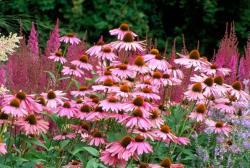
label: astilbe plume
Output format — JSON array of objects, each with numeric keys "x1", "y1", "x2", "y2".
[
  {"x1": 27, "y1": 22, "x2": 39, "y2": 58},
  {"x1": 45, "y1": 18, "x2": 60, "y2": 56},
  {"x1": 213, "y1": 23, "x2": 240, "y2": 83},
  {"x1": 239, "y1": 37, "x2": 250, "y2": 89}
]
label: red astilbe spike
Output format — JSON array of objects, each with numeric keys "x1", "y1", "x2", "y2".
[
  {"x1": 28, "y1": 22, "x2": 39, "y2": 58},
  {"x1": 45, "y1": 18, "x2": 60, "y2": 56}
]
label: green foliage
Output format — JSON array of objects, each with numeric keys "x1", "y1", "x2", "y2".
[{"x1": 0, "y1": 0, "x2": 249, "y2": 56}]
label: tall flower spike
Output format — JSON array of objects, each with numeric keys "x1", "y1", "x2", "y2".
[
  {"x1": 46, "y1": 18, "x2": 60, "y2": 55},
  {"x1": 28, "y1": 22, "x2": 39, "y2": 57}
]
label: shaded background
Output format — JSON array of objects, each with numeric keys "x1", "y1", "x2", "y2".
[{"x1": 0, "y1": 0, "x2": 249, "y2": 59}]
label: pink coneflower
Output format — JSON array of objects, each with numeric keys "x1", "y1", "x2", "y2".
[
  {"x1": 0, "y1": 141, "x2": 7, "y2": 155},
  {"x1": 127, "y1": 135, "x2": 153, "y2": 155},
  {"x1": 95, "y1": 45, "x2": 117, "y2": 61},
  {"x1": 166, "y1": 66, "x2": 184, "y2": 79},
  {"x1": 15, "y1": 114, "x2": 49, "y2": 135},
  {"x1": 100, "y1": 150, "x2": 126, "y2": 168},
  {"x1": 158, "y1": 157, "x2": 184, "y2": 168},
  {"x1": 174, "y1": 49, "x2": 208, "y2": 71},
  {"x1": 189, "y1": 104, "x2": 207, "y2": 122},
  {"x1": 87, "y1": 129, "x2": 106, "y2": 147},
  {"x1": 48, "y1": 50, "x2": 67, "y2": 64},
  {"x1": 150, "y1": 71, "x2": 163, "y2": 87},
  {"x1": 115, "y1": 84, "x2": 131, "y2": 98},
  {"x1": 92, "y1": 78, "x2": 119, "y2": 93},
  {"x1": 72, "y1": 121, "x2": 91, "y2": 134},
  {"x1": 124, "y1": 96, "x2": 152, "y2": 117},
  {"x1": 56, "y1": 101, "x2": 78, "y2": 119},
  {"x1": 229, "y1": 81, "x2": 249, "y2": 101},
  {"x1": 205, "y1": 120, "x2": 231, "y2": 136},
  {"x1": 71, "y1": 85, "x2": 92, "y2": 97},
  {"x1": 3, "y1": 90, "x2": 43, "y2": 113},
  {"x1": 176, "y1": 137, "x2": 190, "y2": 145},
  {"x1": 130, "y1": 128, "x2": 157, "y2": 141},
  {"x1": 2, "y1": 98, "x2": 27, "y2": 117},
  {"x1": 109, "y1": 23, "x2": 137, "y2": 40},
  {"x1": 111, "y1": 63, "x2": 135, "y2": 79},
  {"x1": 95, "y1": 70, "x2": 120, "y2": 83},
  {"x1": 213, "y1": 99, "x2": 236, "y2": 115},
  {"x1": 41, "y1": 90, "x2": 67, "y2": 109},
  {"x1": 119, "y1": 108, "x2": 152, "y2": 130},
  {"x1": 184, "y1": 82, "x2": 204, "y2": 101},
  {"x1": 144, "y1": 49, "x2": 170, "y2": 71},
  {"x1": 135, "y1": 80, "x2": 159, "y2": 93},
  {"x1": 161, "y1": 73, "x2": 182, "y2": 87},
  {"x1": 99, "y1": 96, "x2": 123, "y2": 113},
  {"x1": 71, "y1": 54, "x2": 93, "y2": 71},
  {"x1": 77, "y1": 103, "x2": 94, "y2": 119},
  {"x1": 105, "y1": 136, "x2": 135, "y2": 161},
  {"x1": 86, "y1": 37, "x2": 105, "y2": 56},
  {"x1": 62, "y1": 160, "x2": 83, "y2": 168},
  {"x1": 131, "y1": 55, "x2": 150, "y2": 74},
  {"x1": 154, "y1": 125, "x2": 177, "y2": 143},
  {"x1": 132, "y1": 87, "x2": 161, "y2": 101},
  {"x1": 111, "y1": 32, "x2": 145, "y2": 52},
  {"x1": 85, "y1": 106, "x2": 107, "y2": 121},
  {"x1": 202, "y1": 63, "x2": 230, "y2": 76},
  {"x1": 53, "y1": 132, "x2": 76, "y2": 141},
  {"x1": 62, "y1": 65, "x2": 84, "y2": 77},
  {"x1": 60, "y1": 32, "x2": 81, "y2": 45},
  {"x1": 149, "y1": 109, "x2": 164, "y2": 128},
  {"x1": 213, "y1": 76, "x2": 228, "y2": 96}
]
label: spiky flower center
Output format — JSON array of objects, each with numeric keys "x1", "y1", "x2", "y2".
[
  {"x1": 214, "y1": 76, "x2": 224, "y2": 85},
  {"x1": 215, "y1": 121, "x2": 224, "y2": 128},
  {"x1": 227, "y1": 140, "x2": 233, "y2": 146},
  {"x1": 160, "y1": 125, "x2": 171, "y2": 133},
  {"x1": 142, "y1": 87, "x2": 152, "y2": 93},
  {"x1": 92, "y1": 129, "x2": 102, "y2": 137},
  {"x1": 192, "y1": 83, "x2": 202, "y2": 92},
  {"x1": 80, "y1": 121, "x2": 90, "y2": 130},
  {"x1": 150, "y1": 109, "x2": 160, "y2": 119},
  {"x1": 163, "y1": 74, "x2": 170, "y2": 79},
  {"x1": 119, "y1": 23, "x2": 129, "y2": 31},
  {"x1": 10, "y1": 98, "x2": 20, "y2": 108},
  {"x1": 104, "y1": 70, "x2": 112, "y2": 76},
  {"x1": 189, "y1": 50, "x2": 200, "y2": 60},
  {"x1": 95, "y1": 106, "x2": 103, "y2": 112},
  {"x1": 0, "y1": 112, "x2": 8, "y2": 120},
  {"x1": 16, "y1": 91, "x2": 26, "y2": 100},
  {"x1": 117, "y1": 64, "x2": 128, "y2": 70},
  {"x1": 135, "y1": 135, "x2": 145, "y2": 142},
  {"x1": 150, "y1": 48, "x2": 159, "y2": 55},
  {"x1": 108, "y1": 96, "x2": 118, "y2": 103},
  {"x1": 79, "y1": 85, "x2": 88, "y2": 91},
  {"x1": 232, "y1": 81, "x2": 241, "y2": 91},
  {"x1": 120, "y1": 84, "x2": 130, "y2": 92},
  {"x1": 155, "y1": 54, "x2": 163, "y2": 60},
  {"x1": 153, "y1": 71, "x2": 162, "y2": 79},
  {"x1": 123, "y1": 32, "x2": 133, "y2": 42},
  {"x1": 71, "y1": 160, "x2": 80, "y2": 165},
  {"x1": 70, "y1": 65, "x2": 77, "y2": 70},
  {"x1": 210, "y1": 64, "x2": 217, "y2": 69},
  {"x1": 91, "y1": 97, "x2": 99, "y2": 104},
  {"x1": 63, "y1": 102, "x2": 71, "y2": 108},
  {"x1": 102, "y1": 46, "x2": 111, "y2": 53},
  {"x1": 196, "y1": 104, "x2": 206, "y2": 113},
  {"x1": 138, "y1": 162, "x2": 149, "y2": 168},
  {"x1": 81, "y1": 105, "x2": 91, "y2": 113},
  {"x1": 133, "y1": 96, "x2": 144, "y2": 106},
  {"x1": 36, "y1": 96, "x2": 46, "y2": 106},
  {"x1": 25, "y1": 114, "x2": 37, "y2": 125},
  {"x1": 47, "y1": 90, "x2": 56, "y2": 99},
  {"x1": 160, "y1": 157, "x2": 172, "y2": 167},
  {"x1": 103, "y1": 78, "x2": 114, "y2": 86},
  {"x1": 132, "y1": 108, "x2": 143, "y2": 117},
  {"x1": 66, "y1": 32, "x2": 75, "y2": 37},
  {"x1": 204, "y1": 77, "x2": 214, "y2": 87},
  {"x1": 79, "y1": 55, "x2": 88, "y2": 63},
  {"x1": 228, "y1": 95, "x2": 237, "y2": 102},
  {"x1": 134, "y1": 55, "x2": 145, "y2": 66},
  {"x1": 120, "y1": 136, "x2": 132, "y2": 147},
  {"x1": 55, "y1": 51, "x2": 63, "y2": 57},
  {"x1": 144, "y1": 80, "x2": 151, "y2": 85}
]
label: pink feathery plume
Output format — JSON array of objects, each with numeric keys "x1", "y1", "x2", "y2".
[
  {"x1": 28, "y1": 22, "x2": 39, "y2": 57},
  {"x1": 169, "y1": 38, "x2": 176, "y2": 64},
  {"x1": 238, "y1": 57, "x2": 246, "y2": 81},
  {"x1": 0, "y1": 65, "x2": 6, "y2": 85},
  {"x1": 66, "y1": 42, "x2": 85, "y2": 62},
  {"x1": 45, "y1": 18, "x2": 60, "y2": 56}
]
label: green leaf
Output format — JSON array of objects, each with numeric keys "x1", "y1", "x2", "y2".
[
  {"x1": 45, "y1": 71, "x2": 56, "y2": 82},
  {"x1": 72, "y1": 79, "x2": 81, "y2": 88},
  {"x1": 71, "y1": 146, "x2": 99, "y2": 157},
  {"x1": 86, "y1": 158, "x2": 98, "y2": 168},
  {"x1": 60, "y1": 139, "x2": 70, "y2": 148}
]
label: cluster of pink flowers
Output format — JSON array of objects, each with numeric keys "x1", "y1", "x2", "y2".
[{"x1": 0, "y1": 22, "x2": 249, "y2": 167}]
